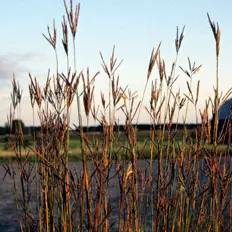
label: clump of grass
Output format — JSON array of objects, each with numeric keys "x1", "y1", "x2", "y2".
[{"x1": 2, "y1": 2, "x2": 232, "y2": 232}]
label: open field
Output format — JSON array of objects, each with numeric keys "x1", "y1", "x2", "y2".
[{"x1": 0, "y1": 131, "x2": 232, "y2": 163}]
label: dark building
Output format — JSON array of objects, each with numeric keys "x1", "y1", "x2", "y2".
[{"x1": 213, "y1": 98, "x2": 232, "y2": 143}]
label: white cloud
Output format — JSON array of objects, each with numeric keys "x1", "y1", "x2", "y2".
[
  {"x1": 0, "y1": 56, "x2": 24, "y2": 80},
  {"x1": 0, "y1": 52, "x2": 46, "y2": 82},
  {"x1": 6, "y1": 52, "x2": 46, "y2": 62}
]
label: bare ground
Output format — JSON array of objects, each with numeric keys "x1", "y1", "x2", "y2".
[{"x1": 0, "y1": 158, "x2": 231, "y2": 231}]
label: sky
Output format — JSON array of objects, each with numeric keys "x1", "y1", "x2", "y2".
[{"x1": 0, "y1": 0, "x2": 232, "y2": 126}]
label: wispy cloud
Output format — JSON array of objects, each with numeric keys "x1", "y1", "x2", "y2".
[
  {"x1": 0, "y1": 55, "x2": 24, "y2": 80},
  {"x1": 6, "y1": 52, "x2": 46, "y2": 62},
  {"x1": 0, "y1": 52, "x2": 46, "y2": 81}
]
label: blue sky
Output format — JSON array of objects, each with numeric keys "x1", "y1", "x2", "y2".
[{"x1": 0, "y1": 0, "x2": 232, "y2": 126}]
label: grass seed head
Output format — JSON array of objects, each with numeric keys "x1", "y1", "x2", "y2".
[
  {"x1": 43, "y1": 19, "x2": 57, "y2": 50},
  {"x1": 175, "y1": 26, "x2": 185, "y2": 54},
  {"x1": 147, "y1": 42, "x2": 161, "y2": 81},
  {"x1": 62, "y1": 16, "x2": 69, "y2": 55},
  {"x1": 64, "y1": 0, "x2": 80, "y2": 38},
  {"x1": 207, "y1": 13, "x2": 221, "y2": 57}
]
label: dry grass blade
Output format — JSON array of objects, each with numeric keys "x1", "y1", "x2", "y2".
[
  {"x1": 29, "y1": 85, "x2": 35, "y2": 108},
  {"x1": 157, "y1": 54, "x2": 165, "y2": 82},
  {"x1": 100, "y1": 47, "x2": 123, "y2": 78},
  {"x1": 156, "y1": 96, "x2": 165, "y2": 118},
  {"x1": 192, "y1": 64, "x2": 202, "y2": 75},
  {"x1": 186, "y1": 81, "x2": 193, "y2": 101},
  {"x1": 101, "y1": 92, "x2": 106, "y2": 108},
  {"x1": 43, "y1": 19, "x2": 57, "y2": 49},
  {"x1": 175, "y1": 26, "x2": 185, "y2": 53},
  {"x1": 62, "y1": 16, "x2": 69, "y2": 55},
  {"x1": 91, "y1": 96, "x2": 99, "y2": 120},
  {"x1": 195, "y1": 80, "x2": 200, "y2": 105},
  {"x1": 131, "y1": 101, "x2": 141, "y2": 122},
  {"x1": 188, "y1": 57, "x2": 192, "y2": 71},
  {"x1": 11, "y1": 77, "x2": 23, "y2": 110},
  {"x1": 100, "y1": 52, "x2": 111, "y2": 78},
  {"x1": 221, "y1": 87, "x2": 232, "y2": 103},
  {"x1": 109, "y1": 46, "x2": 124, "y2": 75},
  {"x1": 207, "y1": 13, "x2": 221, "y2": 57},
  {"x1": 112, "y1": 59, "x2": 123, "y2": 76},
  {"x1": 179, "y1": 97, "x2": 186, "y2": 109},
  {"x1": 82, "y1": 68, "x2": 99, "y2": 118},
  {"x1": 63, "y1": 0, "x2": 80, "y2": 38},
  {"x1": 184, "y1": 93, "x2": 194, "y2": 104},
  {"x1": 29, "y1": 73, "x2": 42, "y2": 108},
  {"x1": 207, "y1": 13, "x2": 218, "y2": 41},
  {"x1": 43, "y1": 70, "x2": 51, "y2": 100},
  {"x1": 110, "y1": 45, "x2": 116, "y2": 71},
  {"x1": 179, "y1": 66, "x2": 191, "y2": 78},
  {"x1": 147, "y1": 42, "x2": 161, "y2": 80},
  {"x1": 170, "y1": 75, "x2": 179, "y2": 87}
]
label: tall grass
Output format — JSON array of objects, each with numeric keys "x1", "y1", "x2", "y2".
[{"x1": 2, "y1": 1, "x2": 232, "y2": 231}]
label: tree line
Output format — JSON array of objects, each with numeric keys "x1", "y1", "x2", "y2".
[{"x1": 0, "y1": 119, "x2": 200, "y2": 135}]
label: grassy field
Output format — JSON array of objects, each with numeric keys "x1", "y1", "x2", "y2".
[{"x1": 0, "y1": 130, "x2": 231, "y2": 163}]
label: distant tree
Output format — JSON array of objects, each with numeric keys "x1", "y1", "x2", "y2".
[
  {"x1": 5, "y1": 119, "x2": 26, "y2": 134},
  {"x1": 4, "y1": 122, "x2": 10, "y2": 134},
  {"x1": 0, "y1": 126, "x2": 7, "y2": 135}
]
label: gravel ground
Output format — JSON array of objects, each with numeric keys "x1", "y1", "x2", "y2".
[{"x1": 0, "y1": 158, "x2": 231, "y2": 231}]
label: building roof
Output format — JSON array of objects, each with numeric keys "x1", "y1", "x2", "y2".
[{"x1": 218, "y1": 98, "x2": 232, "y2": 120}]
